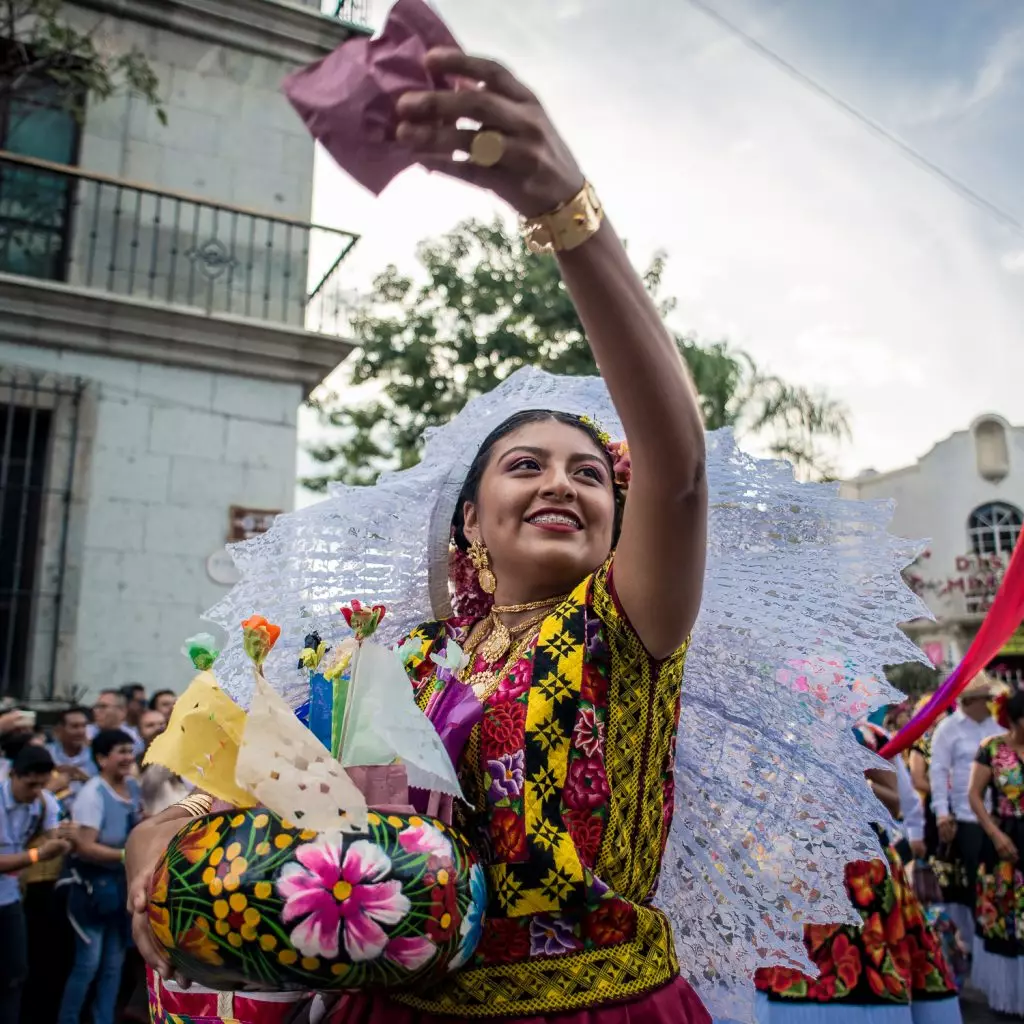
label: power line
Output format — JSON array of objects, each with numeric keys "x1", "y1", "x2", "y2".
[{"x1": 681, "y1": 0, "x2": 1024, "y2": 239}]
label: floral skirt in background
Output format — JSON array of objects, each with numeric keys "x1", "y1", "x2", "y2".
[
  {"x1": 754, "y1": 846, "x2": 961, "y2": 1023},
  {"x1": 972, "y1": 817, "x2": 1024, "y2": 1017}
]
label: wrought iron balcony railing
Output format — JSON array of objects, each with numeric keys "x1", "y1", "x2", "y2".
[
  {"x1": 330, "y1": 0, "x2": 374, "y2": 30},
  {"x1": 0, "y1": 150, "x2": 359, "y2": 337}
]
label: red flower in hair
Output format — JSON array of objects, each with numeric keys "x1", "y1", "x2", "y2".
[
  {"x1": 608, "y1": 440, "x2": 631, "y2": 489},
  {"x1": 994, "y1": 691, "x2": 1011, "y2": 729}
]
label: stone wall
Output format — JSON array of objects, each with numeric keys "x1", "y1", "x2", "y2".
[{"x1": 0, "y1": 341, "x2": 300, "y2": 701}]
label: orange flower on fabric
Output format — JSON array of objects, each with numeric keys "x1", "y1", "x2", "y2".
[
  {"x1": 831, "y1": 933, "x2": 862, "y2": 990},
  {"x1": 847, "y1": 859, "x2": 886, "y2": 907},
  {"x1": 242, "y1": 615, "x2": 281, "y2": 665},
  {"x1": 176, "y1": 815, "x2": 224, "y2": 865},
  {"x1": 861, "y1": 912, "x2": 887, "y2": 967},
  {"x1": 583, "y1": 899, "x2": 636, "y2": 946},
  {"x1": 489, "y1": 807, "x2": 527, "y2": 861},
  {"x1": 177, "y1": 918, "x2": 224, "y2": 966}
]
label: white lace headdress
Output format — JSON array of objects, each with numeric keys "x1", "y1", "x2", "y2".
[{"x1": 205, "y1": 367, "x2": 928, "y2": 1021}]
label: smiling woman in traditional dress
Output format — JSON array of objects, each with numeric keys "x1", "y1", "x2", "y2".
[{"x1": 125, "y1": 40, "x2": 933, "y2": 1024}]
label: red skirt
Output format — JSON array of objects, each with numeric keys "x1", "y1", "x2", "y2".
[
  {"x1": 328, "y1": 976, "x2": 711, "y2": 1023},
  {"x1": 148, "y1": 971, "x2": 709, "y2": 1023}
]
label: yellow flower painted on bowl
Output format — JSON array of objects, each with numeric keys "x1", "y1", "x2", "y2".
[
  {"x1": 260, "y1": 933, "x2": 277, "y2": 951},
  {"x1": 176, "y1": 816, "x2": 224, "y2": 865},
  {"x1": 255, "y1": 841, "x2": 271, "y2": 856},
  {"x1": 150, "y1": 858, "x2": 170, "y2": 905},
  {"x1": 148, "y1": 903, "x2": 173, "y2": 950},
  {"x1": 253, "y1": 813, "x2": 269, "y2": 829},
  {"x1": 254, "y1": 881, "x2": 272, "y2": 900},
  {"x1": 177, "y1": 918, "x2": 223, "y2": 967},
  {"x1": 278, "y1": 949, "x2": 298, "y2": 966}
]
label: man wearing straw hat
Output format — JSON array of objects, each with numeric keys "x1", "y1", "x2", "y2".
[{"x1": 928, "y1": 671, "x2": 1004, "y2": 937}]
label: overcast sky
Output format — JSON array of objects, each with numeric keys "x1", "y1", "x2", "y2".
[{"x1": 305, "y1": 0, "x2": 1024, "y2": 480}]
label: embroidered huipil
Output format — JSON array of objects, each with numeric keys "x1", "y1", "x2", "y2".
[{"x1": 392, "y1": 560, "x2": 687, "y2": 1017}]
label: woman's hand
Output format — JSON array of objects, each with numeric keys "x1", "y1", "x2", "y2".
[
  {"x1": 396, "y1": 49, "x2": 583, "y2": 217},
  {"x1": 125, "y1": 815, "x2": 192, "y2": 981},
  {"x1": 993, "y1": 829, "x2": 1019, "y2": 863}
]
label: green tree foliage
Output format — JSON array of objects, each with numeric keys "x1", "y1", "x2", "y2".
[
  {"x1": 0, "y1": 0, "x2": 165, "y2": 123},
  {"x1": 305, "y1": 218, "x2": 850, "y2": 489}
]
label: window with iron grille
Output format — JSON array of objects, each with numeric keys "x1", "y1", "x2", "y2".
[{"x1": 0, "y1": 369, "x2": 85, "y2": 699}]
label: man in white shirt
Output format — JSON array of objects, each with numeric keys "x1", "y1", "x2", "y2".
[
  {"x1": 0, "y1": 746, "x2": 72, "y2": 1023},
  {"x1": 47, "y1": 707, "x2": 97, "y2": 809},
  {"x1": 929, "y1": 672, "x2": 1003, "y2": 937}
]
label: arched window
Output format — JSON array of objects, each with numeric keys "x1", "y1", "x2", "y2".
[{"x1": 968, "y1": 502, "x2": 1023, "y2": 555}]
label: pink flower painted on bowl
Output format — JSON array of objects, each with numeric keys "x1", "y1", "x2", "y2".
[
  {"x1": 528, "y1": 915, "x2": 580, "y2": 957},
  {"x1": 487, "y1": 751, "x2": 525, "y2": 801},
  {"x1": 494, "y1": 656, "x2": 533, "y2": 703},
  {"x1": 277, "y1": 836, "x2": 409, "y2": 962},
  {"x1": 397, "y1": 821, "x2": 453, "y2": 867},
  {"x1": 572, "y1": 706, "x2": 605, "y2": 759},
  {"x1": 384, "y1": 935, "x2": 437, "y2": 970}
]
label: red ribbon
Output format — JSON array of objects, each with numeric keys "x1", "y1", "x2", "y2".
[{"x1": 880, "y1": 538, "x2": 1024, "y2": 759}]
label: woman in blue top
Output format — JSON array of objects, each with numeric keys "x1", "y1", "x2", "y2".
[{"x1": 58, "y1": 728, "x2": 143, "y2": 1024}]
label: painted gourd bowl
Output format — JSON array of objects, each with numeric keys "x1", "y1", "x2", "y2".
[{"x1": 148, "y1": 808, "x2": 486, "y2": 991}]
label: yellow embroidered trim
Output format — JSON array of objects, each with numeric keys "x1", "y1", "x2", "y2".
[
  {"x1": 395, "y1": 907, "x2": 678, "y2": 1017},
  {"x1": 593, "y1": 563, "x2": 688, "y2": 897}
]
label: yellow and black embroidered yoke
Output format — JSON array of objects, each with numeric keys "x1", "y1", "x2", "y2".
[{"x1": 392, "y1": 558, "x2": 688, "y2": 1017}]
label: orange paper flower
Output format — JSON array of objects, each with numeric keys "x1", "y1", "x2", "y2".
[{"x1": 242, "y1": 615, "x2": 281, "y2": 665}]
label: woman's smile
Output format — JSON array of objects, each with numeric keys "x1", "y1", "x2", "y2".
[{"x1": 525, "y1": 507, "x2": 583, "y2": 533}]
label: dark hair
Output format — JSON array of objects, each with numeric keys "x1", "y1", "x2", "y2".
[
  {"x1": 96, "y1": 688, "x2": 125, "y2": 705},
  {"x1": 451, "y1": 410, "x2": 623, "y2": 550},
  {"x1": 1, "y1": 729, "x2": 34, "y2": 761},
  {"x1": 57, "y1": 706, "x2": 90, "y2": 727},
  {"x1": 12, "y1": 744, "x2": 54, "y2": 778},
  {"x1": 1006, "y1": 688, "x2": 1024, "y2": 726},
  {"x1": 149, "y1": 689, "x2": 175, "y2": 710},
  {"x1": 120, "y1": 683, "x2": 145, "y2": 702},
  {"x1": 91, "y1": 728, "x2": 135, "y2": 765}
]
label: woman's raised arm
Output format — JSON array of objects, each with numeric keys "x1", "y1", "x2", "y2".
[{"x1": 397, "y1": 49, "x2": 707, "y2": 658}]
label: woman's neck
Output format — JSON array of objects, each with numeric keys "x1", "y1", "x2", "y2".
[
  {"x1": 103, "y1": 771, "x2": 127, "y2": 792},
  {"x1": 490, "y1": 585, "x2": 571, "y2": 628}
]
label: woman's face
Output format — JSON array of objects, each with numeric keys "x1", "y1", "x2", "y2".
[
  {"x1": 462, "y1": 419, "x2": 616, "y2": 600},
  {"x1": 98, "y1": 742, "x2": 136, "y2": 781}
]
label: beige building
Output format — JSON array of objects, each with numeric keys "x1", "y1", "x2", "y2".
[
  {"x1": 841, "y1": 415, "x2": 1024, "y2": 684},
  {"x1": 0, "y1": 1, "x2": 370, "y2": 702}
]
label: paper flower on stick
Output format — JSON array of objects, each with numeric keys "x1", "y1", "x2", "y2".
[
  {"x1": 298, "y1": 630, "x2": 329, "y2": 671},
  {"x1": 241, "y1": 615, "x2": 281, "y2": 667},
  {"x1": 181, "y1": 633, "x2": 220, "y2": 671},
  {"x1": 341, "y1": 600, "x2": 386, "y2": 641}
]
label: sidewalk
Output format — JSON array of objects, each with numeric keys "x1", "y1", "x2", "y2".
[{"x1": 961, "y1": 986, "x2": 1005, "y2": 1023}]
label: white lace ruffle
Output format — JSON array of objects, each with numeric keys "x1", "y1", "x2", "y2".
[{"x1": 204, "y1": 368, "x2": 928, "y2": 1021}]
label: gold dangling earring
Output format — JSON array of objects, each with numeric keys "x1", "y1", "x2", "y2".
[{"x1": 468, "y1": 538, "x2": 497, "y2": 595}]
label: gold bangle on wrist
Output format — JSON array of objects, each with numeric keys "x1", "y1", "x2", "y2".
[
  {"x1": 176, "y1": 793, "x2": 214, "y2": 818},
  {"x1": 522, "y1": 181, "x2": 604, "y2": 254}
]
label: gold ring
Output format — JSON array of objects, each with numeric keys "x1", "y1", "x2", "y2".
[{"x1": 469, "y1": 129, "x2": 506, "y2": 168}]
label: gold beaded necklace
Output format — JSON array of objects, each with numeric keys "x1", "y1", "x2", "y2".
[
  {"x1": 473, "y1": 593, "x2": 570, "y2": 664},
  {"x1": 459, "y1": 593, "x2": 569, "y2": 702}
]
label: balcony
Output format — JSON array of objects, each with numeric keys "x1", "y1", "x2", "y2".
[
  {"x1": 328, "y1": 0, "x2": 374, "y2": 29},
  {"x1": 0, "y1": 150, "x2": 358, "y2": 343}
]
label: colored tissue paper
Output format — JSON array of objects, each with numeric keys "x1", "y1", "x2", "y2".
[
  {"x1": 282, "y1": 0, "x2": 464, "y2": 195},
  {"x1": 144, "y1": 672, "x2": 256, "y2": 808},
  {"x1": 236, "y1": 673, "x2": 367, "y2": 833}
]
